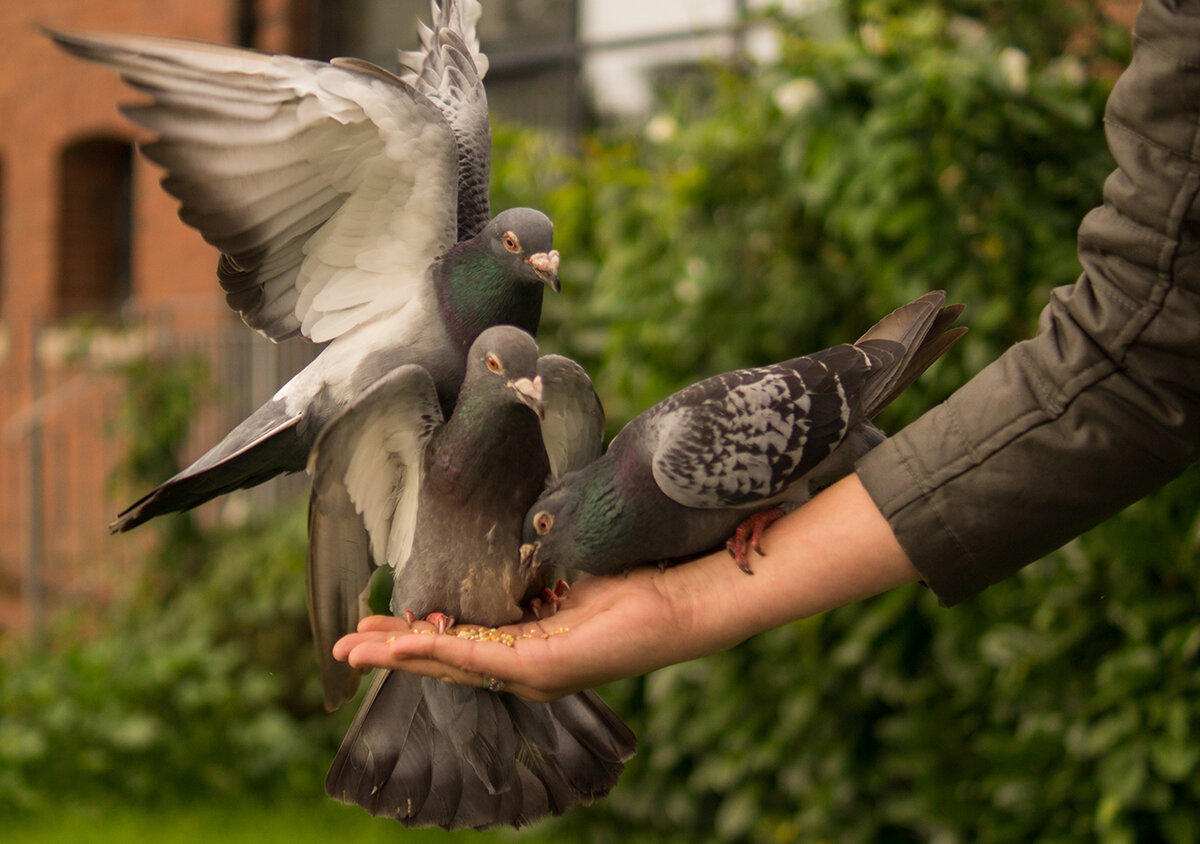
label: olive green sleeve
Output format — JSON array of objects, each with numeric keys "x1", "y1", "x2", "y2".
[{"x1": 855, "y1": 0, "x2": 1200, "y2": 605}]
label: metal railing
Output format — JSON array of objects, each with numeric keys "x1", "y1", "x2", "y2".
[{"x1": 0, "y1": 317, "x2": 320, "y2": 632}]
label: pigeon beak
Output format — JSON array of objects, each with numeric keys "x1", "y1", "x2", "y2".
[
  {"x1": 509, "y1": 375, "x2": 545, "y2": 419},
  {"x1": 519, "y1": 541, "x2": 542, "y2": 578},
  {"x1": 527, "y1": 250, "x2": 561, "y2": 293}
]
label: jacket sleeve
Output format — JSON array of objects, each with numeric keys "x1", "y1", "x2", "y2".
[{"x1": 855, "y1": 0, "x2": 1200, "y2": 606}]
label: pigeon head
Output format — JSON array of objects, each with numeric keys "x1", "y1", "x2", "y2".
[
  {"x1": 484, "y1": 208, "x2": 561, "y2": 292},
  {"x1": 463, "y1": 325, "x2": 544, "y2": 418},
  {"x1": 520, "y1": 459, "x2": 626, "y2": 576}
]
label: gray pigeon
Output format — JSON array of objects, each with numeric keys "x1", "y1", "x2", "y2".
[
  {"x1": 522, "y1": 291, "x2": 966, "y2": 576},
  {"x1": 307, "y1": 326, "x2": 633, "y2": 829},
  {"x1": 308, "y1": 347, "x2": 605, "y2": 710},
  {"x1": 45, "y1": 0, "x2": 562, "y2": 533}
]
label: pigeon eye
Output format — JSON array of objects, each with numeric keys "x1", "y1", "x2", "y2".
[
  {"x1": 502, "y1": 231, "x2": 521, "y2": 254},
  {"x1": 485, "y1": 353, "x2": 504, "y2": 374},
  {"x1": 533, "y1": 511, "x2": 554, "y2": 535}
]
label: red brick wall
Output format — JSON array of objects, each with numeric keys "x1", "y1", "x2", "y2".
[{"x1": 0, "y1": 1, "x2": 310, "y2": 629}]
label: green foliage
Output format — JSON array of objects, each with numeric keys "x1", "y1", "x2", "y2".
[
  {"x1": 492, "y1": 3, "x2": 1122, "y2": 436},
  {"x1": 107, "y1": 351, "x2": 214, "y2": 559},
  {"x1": 3, "y1": 346, "x2": 350, "y2": 813},
  {"x1": 108, "y1": 353, "x2": 213, "y2": 496},
  {"x1": 0, "y1": 506, "x2": 349, "y2": 813}
]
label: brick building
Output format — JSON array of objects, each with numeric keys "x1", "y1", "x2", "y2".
[{"x1": 0, "y1": 1, "x2": 322, "y2": 629}]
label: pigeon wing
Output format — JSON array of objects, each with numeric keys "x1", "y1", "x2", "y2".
[
  {"x1": 306, "y1": 364, "x2": 443, "y2": 710},
  {"x1": 47, "y1": 28, "x2": 459, "y2": 345},
  {"x1": 538, "y1": 355, "x2": 605, "y2": 479},
  {"x1": 396, "y1": 0, "x2": 491, "y2": 239},
  {"x1": 649, "y1": 348, "x2": 878, "y2": 509}
]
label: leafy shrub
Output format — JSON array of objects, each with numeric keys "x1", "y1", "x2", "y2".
[{"x1": 0, "y1": 505, "x2": 350, "y2": 812}]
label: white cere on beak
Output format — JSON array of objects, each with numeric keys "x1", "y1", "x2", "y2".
[
  {"x1": 528, "y1": 250, "x2": 560, "y2": 275},
  {"x1": 510, "y1": 374, "x2": 544, "y2": 403},
  {"x1": 528, "y1": 250, "x2": 561, "y2": 291}
]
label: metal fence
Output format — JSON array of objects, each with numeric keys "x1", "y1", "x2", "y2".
[{"x1": 0, "y1": 319, "x2": 320, "y2": 632}]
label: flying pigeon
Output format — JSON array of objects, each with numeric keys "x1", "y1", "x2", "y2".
[
  {"x1": 521, "y1": 291, "x2": 966, "y2": 576},
  {"x1": 307, "y1": 326, "x2": 632, "y2": 829},
  {"x1": 45, "y1": 0, "x2": 562, "y2": 534}
]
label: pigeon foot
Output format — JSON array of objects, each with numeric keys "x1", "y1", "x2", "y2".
[
  {"x1": 529, "y1": 579, "x2": 570, "y2": 619},
  {"x1": 724, "y1": 507, "x2": 785, "y2": 574},
  {"x1": 402, "y1": 609, "x2": 456, "y2": 633}
]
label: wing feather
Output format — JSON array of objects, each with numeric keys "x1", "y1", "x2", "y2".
[
  {"x1": 306, "y1": 365, "x2": 443, "y2": 709},
  {"x1": 47, "y1": 28, "x2": 459, "y2": 345},
  {"x1": 650, "y1": 350, "x2": 874, "y2": 509},
  {"x1": 395, "y1": 0, "x2": 491, "y2": 238},
  {"x1": 538, "y1": 355, "x2": 605, "y2": 479}
]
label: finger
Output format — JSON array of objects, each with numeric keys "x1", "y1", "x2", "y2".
[
  {"x1": 332, "y1": 629, "x2": 397, "y2": 661},
  {"x1": 356, "y1": 614, "x2": 413, "y2": 633},
  {"x1": 341, "y1": 637, "x2": 546, "y2": 700}
]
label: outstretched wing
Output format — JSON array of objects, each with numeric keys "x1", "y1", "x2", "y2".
[
  {"x1": 649, "y1": 347, "x2": 880, "y2": 509},
  {"x1": 538, "y1": 354, "x2": 605, "y2": 480},
  {"x1": 306, "y1": 365, "x2": 443, "y2": 710},
  {"x1": 47, "y1": 28, "x2": 459, "y2": 345},
  {"x1": 396, "y1": 0, "x2": 492, "y2": 239}
]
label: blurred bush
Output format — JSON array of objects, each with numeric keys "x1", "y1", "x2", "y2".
[
  {"x1": 1, "y1": 356, "x2": 347, "y2": 812},
  {"x1": 0, "y1": 505, "x2": 346, "y2": 812}
]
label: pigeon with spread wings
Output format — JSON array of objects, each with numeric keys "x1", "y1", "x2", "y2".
[
  {"x1": 307, "y1": 326, "x2": 632, "y2": 829},
  {"x1": 45, "y1": 0, "x2": 561, "y2": 533}
]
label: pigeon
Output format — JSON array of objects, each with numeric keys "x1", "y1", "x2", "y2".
[
  {"x1": 522, "y1": 291, "x2": 966, "y2": 576},
  {"x1": 308, "y1": 345, "x2": 605, "y2": 710},
  {"x1": 45, "y1": 0, "x2": 562, "y2": 533},
  {"x1": 307, "y1": 326, "x2": 633, "y2": 829}
]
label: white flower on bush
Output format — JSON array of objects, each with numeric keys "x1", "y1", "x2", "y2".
[
  {"x1": 644, "y1": 113, "x2": 678, "y2": 144},
  {"x1": 1000, "y1": 46, "x2": 1030, "y2": 93},
  {"x1": 772, "y1": 77, "x2": 822, "y2": 116}
]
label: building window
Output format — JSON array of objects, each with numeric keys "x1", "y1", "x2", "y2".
[{"x1": 56, "y1": 136, "x2": 133, "y2": 319}]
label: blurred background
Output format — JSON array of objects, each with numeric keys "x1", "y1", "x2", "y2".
[{"x1": 8, "y1": 1, "x2": 1199, "y2": 842}]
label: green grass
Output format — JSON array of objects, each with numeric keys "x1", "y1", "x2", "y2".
[{"x1": 3, "y1": 799, "x2": 539, "y2": 843}]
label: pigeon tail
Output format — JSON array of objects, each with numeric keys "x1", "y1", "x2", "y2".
[
  {"x1": 855, "y1": 290, "x2": 967, "y2": 418},
  {"x1": 325, "y1": 670, "x2": 636, "y2": 830}
]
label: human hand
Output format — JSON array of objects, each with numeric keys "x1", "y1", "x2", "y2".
[{"x1": 332, "y1": 562, "x2": 729, "y2": 702}]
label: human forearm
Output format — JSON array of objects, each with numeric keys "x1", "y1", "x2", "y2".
[{"x1": 665, "y1": 472, "x2": 919, "y2": 649}]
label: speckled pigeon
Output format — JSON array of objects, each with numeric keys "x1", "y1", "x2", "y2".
[
  {"x1": 522, "y1": 291, "x2": 966, "y2": 576},
  {"x1": 45, "y1": 0, "x2": 562, "y2": 534},
  {"x1": 307, "y1": 326, "x2": 631, "y2": 829}
]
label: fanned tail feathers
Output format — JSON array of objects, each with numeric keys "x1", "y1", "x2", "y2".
[{"x1": 326, "y1": 671, "x2": 636, "y2": 830}]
